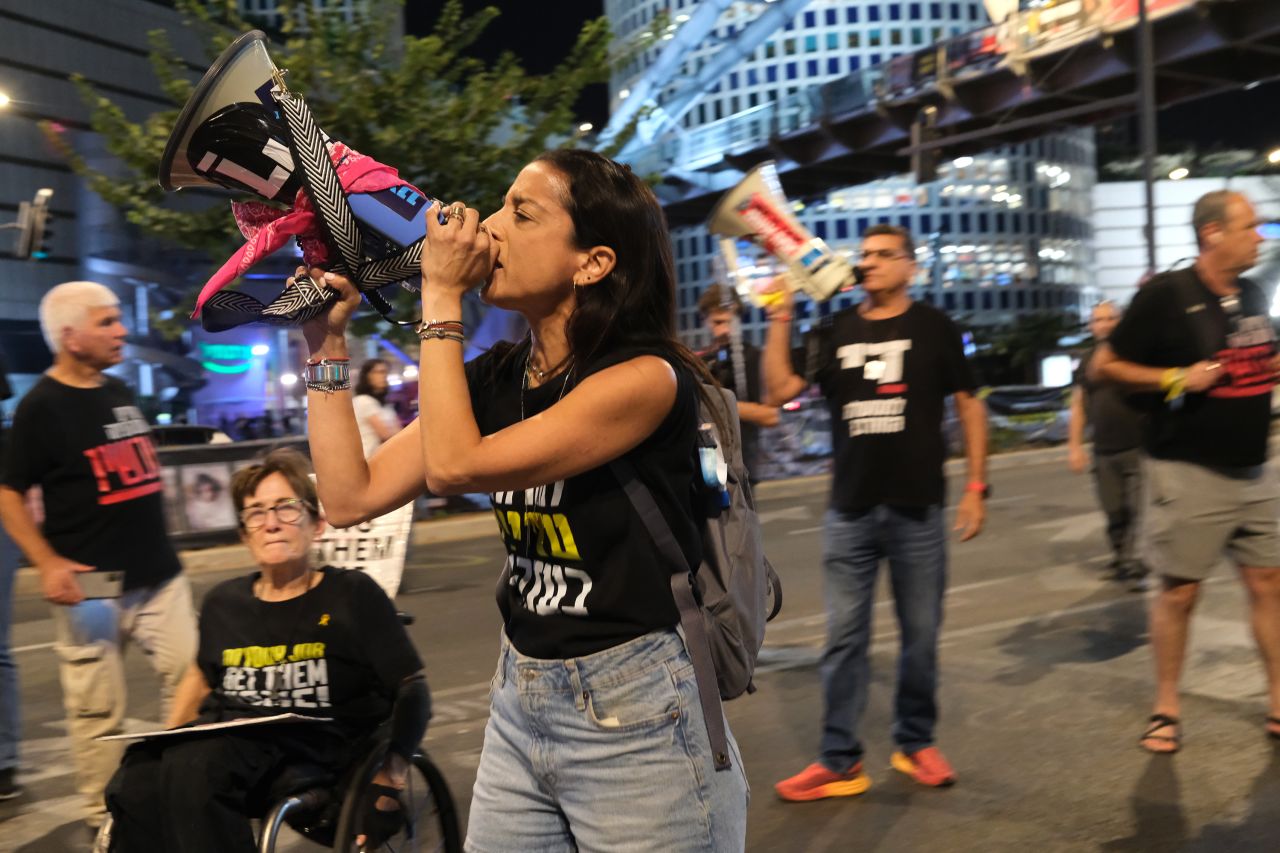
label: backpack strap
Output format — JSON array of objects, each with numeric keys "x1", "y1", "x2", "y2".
[
  {"x1": 1168, "y1": 268, "x2": 1222, "y2": 361},
  {"x1": 609, "y1": 456, "x2": 733, "y2": 772}
]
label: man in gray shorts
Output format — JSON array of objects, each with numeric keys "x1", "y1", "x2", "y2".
[{"x1": 1094, "y1": 190, "x2": 1280, "y2": 752}]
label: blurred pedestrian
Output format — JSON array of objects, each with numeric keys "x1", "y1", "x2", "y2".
[
  {"x1": 1094, "y1": 190, "x2": 1280, "y2": 752},
  {"x1": 0, "y1": 355, "x2": 19, "y2": 802},
  {"x1": 352, "y1": 358, "x2": 402, "y2": 458},
  {"x1": 697, "y1": 284, "x2": 779, "y2": 484},
  {"x1": 0, "y1": 281, "x2": 196, "y2": 827},
  {"x1": 1067, "y1": 301, "x2": 1148, "y2": 591},
  {"x1": 764, "y1": 224, "x2": 988, "y2": 800}
]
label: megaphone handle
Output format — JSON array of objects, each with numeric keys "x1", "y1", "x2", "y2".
[{"x1": 364, "y1": 289, "x2": 418, "y2": 327}]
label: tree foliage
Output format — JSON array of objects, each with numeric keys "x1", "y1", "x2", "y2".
[
  {"x1": 987, "y1": 312, "x2": 1081, "y2": 383},
  {"x1": 44, "y1": 0, "x2": 628, "y2": 335}
]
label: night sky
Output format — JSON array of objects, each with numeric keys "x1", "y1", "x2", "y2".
[{"x1": 404, "y1": 1, "x2": 609, "y2": 128}]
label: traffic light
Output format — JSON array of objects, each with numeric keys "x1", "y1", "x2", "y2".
[{"x1": 14, "y1": 188, "x2": 53, "y2": 260}]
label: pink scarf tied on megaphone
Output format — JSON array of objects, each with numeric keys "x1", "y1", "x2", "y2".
[{"x1": 192, "y1": 142, "x2": 424, "y2": 317}]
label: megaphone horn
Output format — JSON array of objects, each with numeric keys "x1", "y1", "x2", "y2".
[
  {"x1": 158, "y1": 31, "x2": 446, "y2": 332},
  {"x1": 707, "y1": 161, "x2": 854, "y2": 303},
  {"x1": 158, "y1": 31, "x2": 299, "y2": 201}
]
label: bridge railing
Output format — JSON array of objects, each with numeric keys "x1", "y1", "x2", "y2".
[{"x1": 641, "y1": 0, "x2": 1197, "y2": 174}]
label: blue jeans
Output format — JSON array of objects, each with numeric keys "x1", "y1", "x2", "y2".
[
  {"x1": 466, "y1": 629, "x2": 749, "y2": 853},
  {"x1": 0, "y1": 525, "x2": 19, "y2": 772},
  {"x1": 818, "y1": 505, "x2": 947, "y2": 773}
]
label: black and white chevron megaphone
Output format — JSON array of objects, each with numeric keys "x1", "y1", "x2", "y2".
[
  {"x1": 159, "y1": 30, "x2": 441, "y2": 331},
  {"x1": 708, "y1": 161, "x2": 856, "y2": 306}
]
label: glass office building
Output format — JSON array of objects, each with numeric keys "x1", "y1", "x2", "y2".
[{"x1": 605, "y1": 0, "x2": 1096, "y2": 347}]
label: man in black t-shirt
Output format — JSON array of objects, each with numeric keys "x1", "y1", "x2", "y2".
[
  {"x1": 1067, "y1": 301, "x2": 1148, "y2": 591},
  {"x1": 1095, "y1": 190, "x2": 1280, "y2": 752},
  {"x1": 764, "y1": 225, "x2": 989, "y2": 800},
  {"x1": 0, "y1": 281, "x2": 195, "y2": 828},
  {"x1": 697, "y1": 283, "x2": 779, "y2": 483}
]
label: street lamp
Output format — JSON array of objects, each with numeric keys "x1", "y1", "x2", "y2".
[
  {"x1": 1268, "y1": 148, "x2": 1280, "y2": 165},
  {"x1": 1169, "y1": 167, "x2": 1189, "y2": 181},
  {"x1": 0, "y1": 91, "x2": 10, "y2": 109},
  {"x1": 578, "y1": 122, "x2": 594, "y2": 133}
]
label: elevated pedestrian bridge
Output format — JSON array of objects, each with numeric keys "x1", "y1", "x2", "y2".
[{"x1": 639, "y1": 0, "x2": 1280, "y2": 224}]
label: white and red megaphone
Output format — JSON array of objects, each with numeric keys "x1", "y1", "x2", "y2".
[{"x1": 708, "y1": 161, "x2": 857, "y2": 307}]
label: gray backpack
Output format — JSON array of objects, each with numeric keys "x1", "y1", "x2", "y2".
[{"x1": 611, "y1": 386, "x2": 782, "y2": 772}]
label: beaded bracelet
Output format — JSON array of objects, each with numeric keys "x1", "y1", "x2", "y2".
[
  {"x1": 419, "y1": 329, "x2": 465, "y2": 344},
  {"x1": 415, "y1": 319, "x2": 464, "y2": 341}
]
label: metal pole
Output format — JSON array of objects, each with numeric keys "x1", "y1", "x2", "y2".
[{"x1": 1138, "y1": 0, "x2": 1157, "y2": 274}]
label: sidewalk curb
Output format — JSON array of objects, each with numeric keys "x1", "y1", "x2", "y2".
[{"x1": 13, "y1": 444, "x2": 1071, "y2": 597}]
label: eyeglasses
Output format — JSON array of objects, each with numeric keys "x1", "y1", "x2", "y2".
[
  {"x1": 858, "y1": 249, "x2": 909, "y2": 262},
  {"x1": 239, "y1": 499, "x2": 312, "y2": 530}
]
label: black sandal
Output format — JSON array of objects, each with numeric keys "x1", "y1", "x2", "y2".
[
  {"x1": 1266, "y1": 715, "x2": 1280, "y2": 742},
  {"x1": 1139, "y1": 713, "x2": 1181, "y2": 754}
]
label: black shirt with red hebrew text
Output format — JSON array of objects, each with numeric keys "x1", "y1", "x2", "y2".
[
  {"x1": 2, "y1": 375, "x2": 181, "y2": 590},
  {"x1": 1108, "y1": 269, "x2": 1275, "y2": 467}
]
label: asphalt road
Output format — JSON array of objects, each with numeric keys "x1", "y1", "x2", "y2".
[{"x1": 3, "y1": 450, "x2": 1279, "y2": 852}]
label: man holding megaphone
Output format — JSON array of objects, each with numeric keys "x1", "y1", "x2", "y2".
[{"x1": 763, "y1": 224, "x2": 989, "y2": 801}]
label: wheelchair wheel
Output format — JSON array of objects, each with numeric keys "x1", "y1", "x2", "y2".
[{"x1": 332, "y1": 749, "x2": 461, "y2": 853}]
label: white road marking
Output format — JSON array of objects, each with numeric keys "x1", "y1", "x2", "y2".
[
  {"x1": 785, "y1": 494, "x2": 1030, "y2": 536},
  {"x1": 1028, "y1": 511, "x2": 1107, "y2": 543},
  {"x1": 765, "y1": 563, "x2": 1087, "y2": 635}
]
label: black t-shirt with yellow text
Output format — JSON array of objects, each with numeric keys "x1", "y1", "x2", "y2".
[
  {"x1": 467, "y1": 342, "x2": 700, "y2": 660},
  {"x1": 195, "y1": 566, "x2": 423, "y2": 738}
]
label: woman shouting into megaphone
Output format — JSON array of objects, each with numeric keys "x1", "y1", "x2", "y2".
[{"x1": 294, "y1": 150, "x2": 749, "y2": 853}]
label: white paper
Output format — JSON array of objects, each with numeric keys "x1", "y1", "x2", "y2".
[
  {"x1": 96, "y1": 712, "x2": 333, "y2": 742},
  {"x1": 312, "y1": 500, "x2": 415, "y2": 599}
]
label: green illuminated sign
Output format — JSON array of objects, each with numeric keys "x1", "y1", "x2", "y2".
[{"x1": 200, "y1": 343, "x2": 255, "y2": 375}]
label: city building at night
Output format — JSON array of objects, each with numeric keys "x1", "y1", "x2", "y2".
[{"x1": 604, "y1": 0, "x2": 1097, "y2": 348}]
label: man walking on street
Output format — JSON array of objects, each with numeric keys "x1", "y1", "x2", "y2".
[
  {"x1": 764, "y1": 224, "x2": 989, "y2": 800},
  {"x1": 698, "y1": 283, "x2": 780, "y2": 484},
  {"x1": 0, "y1": 356, "x2": 20, "y2": 802},
  {"x1": 1067, "y1": 301, "x2": 1148, "y2": 591},
  {"x1": 1094, "y1": 191, "x2": 1280, "y2": 752},
  {"x1": 0, "y1": 281, "x2": 196, "y2": 827}
]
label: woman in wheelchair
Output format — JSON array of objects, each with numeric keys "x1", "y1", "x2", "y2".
[
  {"x1": 103, "y1": 449, "x2": 431, "y2": 852},
  {"x1": 301, "y1": 150, "x2": 749, "y2": 851}
]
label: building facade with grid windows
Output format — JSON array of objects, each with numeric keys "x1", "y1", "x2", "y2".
[{"x1": 605, "y1": 0, "x2": 1097, "y2": 349}]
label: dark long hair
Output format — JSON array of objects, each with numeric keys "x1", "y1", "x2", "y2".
[
  {"x1": 512, "y1": 149, "x2": 731, "y2": 442},
  {"x1": 354, "y1": 358, "x2": 389, "y2": 403}
]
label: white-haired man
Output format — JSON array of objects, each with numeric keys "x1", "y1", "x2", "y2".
[{"x1": 0, "y1": 282, "x2": 195, "y2": 828}]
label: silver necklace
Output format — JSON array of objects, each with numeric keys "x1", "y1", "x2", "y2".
[{"x1": 521, "y1": 347, "x2": 573, "y2": 422}]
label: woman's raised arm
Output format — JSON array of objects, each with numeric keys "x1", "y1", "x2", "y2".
[{"x1": 301, "y1": 268, "x2": 426, "y2": 527}]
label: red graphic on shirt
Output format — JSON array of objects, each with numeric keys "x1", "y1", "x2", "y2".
[
  {"x1": 1208, "y1": 343, "x2": 1276, "y2": 400},
  {"x1": 83, "y1": 436, "x2": 163, "y2": 505}
]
